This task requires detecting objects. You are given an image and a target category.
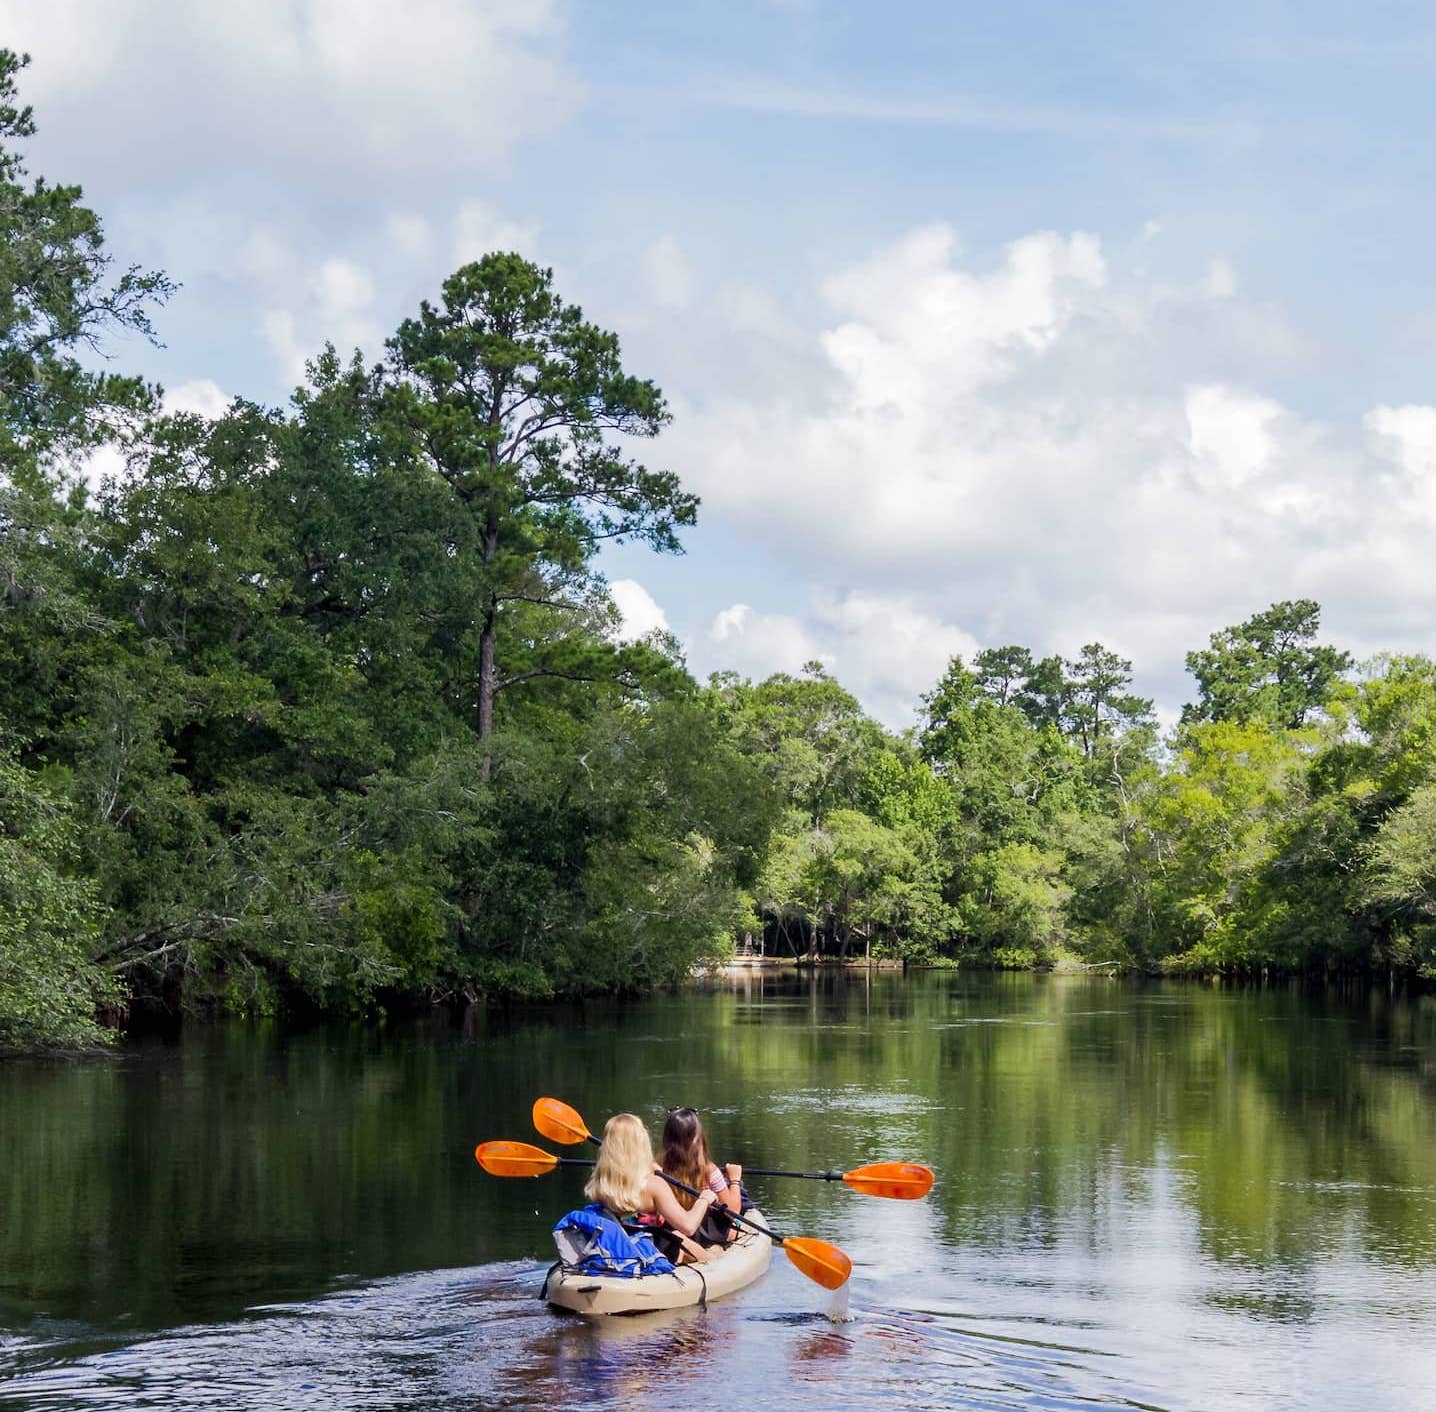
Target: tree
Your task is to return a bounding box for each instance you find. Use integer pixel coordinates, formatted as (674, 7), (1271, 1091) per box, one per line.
(800, 809), (918, 960)
(1250, 654), (1436, 973)
(926, 647), (1071, 750)
(973, 645), (1035, 707)
(1128, 720), (1307, 969)
(378, 255), (696, 769)
(0, 50), (175, 1043)
(921, 658), (1084, 844)
(960, 842), (1072, 964)
(1063, 643), (1153, 759)
(918, 656), (981, 772)
(1, 47), (172, 746)
(1015, 654), (1068, 731)
(1360, 783), (1436, 972)
(0, 743), (112, 1048)
(1183, 599), (1351, 730)
(0, 50), (172, 480)
(715, 663), (881, 825)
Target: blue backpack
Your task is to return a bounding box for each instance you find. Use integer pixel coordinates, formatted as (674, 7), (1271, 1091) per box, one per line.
(551, 1203), (677, 1277)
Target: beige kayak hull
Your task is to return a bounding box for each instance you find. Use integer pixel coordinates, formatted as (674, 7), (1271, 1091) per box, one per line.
(545, 1208), (774, 1315)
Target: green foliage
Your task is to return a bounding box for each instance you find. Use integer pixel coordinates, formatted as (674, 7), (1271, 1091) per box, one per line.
(377, 252), (696, 742)
(961, 842), (1073, 965)
(0, 50), (172, 480)
(1184, 599), (1352, 730)
(0, 743), (112, 1048)
(0, 58), (757, 1042)
(713, 663), (881, 825)
(1360, 783), (1436, 973)
(909, 631), (1436, 978)
(1063, 642), (1154, 761)
(1131, 721), (1308, 968)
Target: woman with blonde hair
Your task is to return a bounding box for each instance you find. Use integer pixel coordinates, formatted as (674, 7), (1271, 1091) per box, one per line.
(585, 1113), (722, 1264)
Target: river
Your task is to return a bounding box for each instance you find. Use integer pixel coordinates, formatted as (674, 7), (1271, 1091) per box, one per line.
(2, 971), (1434, 1409)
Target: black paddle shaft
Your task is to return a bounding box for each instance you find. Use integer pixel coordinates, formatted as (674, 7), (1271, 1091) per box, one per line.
(737, 1166), (845, 1181)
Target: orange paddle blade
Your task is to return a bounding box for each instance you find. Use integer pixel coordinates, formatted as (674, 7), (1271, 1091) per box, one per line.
(842, 1162), (935, 1200)
(782, 1237), (853, 1290)
(533, 1096), (592, 1147)
(475, 1140), (559, 1178)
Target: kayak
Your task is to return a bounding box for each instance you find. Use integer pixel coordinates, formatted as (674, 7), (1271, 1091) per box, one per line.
(544, 1207), (773, 1315)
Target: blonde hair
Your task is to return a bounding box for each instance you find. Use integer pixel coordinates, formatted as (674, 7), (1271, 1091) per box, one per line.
(584, 1113), (653, 1215)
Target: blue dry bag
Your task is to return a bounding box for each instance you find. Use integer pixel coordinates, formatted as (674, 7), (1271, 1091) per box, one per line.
(551, 1203), (677, 1277)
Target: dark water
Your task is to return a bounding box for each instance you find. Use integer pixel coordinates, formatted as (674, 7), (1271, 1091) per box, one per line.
(3, 971), (1436, 1410)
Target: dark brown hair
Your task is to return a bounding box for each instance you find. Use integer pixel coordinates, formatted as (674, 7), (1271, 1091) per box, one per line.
(660, 1106), (713, 1211)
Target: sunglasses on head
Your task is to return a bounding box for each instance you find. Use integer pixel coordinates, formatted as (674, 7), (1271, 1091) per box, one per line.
(667, 1105), (698, 1117)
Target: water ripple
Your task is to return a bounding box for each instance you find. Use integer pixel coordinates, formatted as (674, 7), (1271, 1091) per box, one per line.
(0, 1261), (1180, 1412)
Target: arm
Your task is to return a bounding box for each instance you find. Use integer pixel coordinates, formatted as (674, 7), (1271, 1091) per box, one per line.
(646, 1174), (715, 1237)
(712, 1163), (742, 1214)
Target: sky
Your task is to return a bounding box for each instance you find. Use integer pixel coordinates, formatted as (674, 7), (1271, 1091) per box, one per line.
(6, 0), (1436, 729)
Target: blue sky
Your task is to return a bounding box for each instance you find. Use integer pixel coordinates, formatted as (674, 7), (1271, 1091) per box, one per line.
(7, 1), (1436, 726)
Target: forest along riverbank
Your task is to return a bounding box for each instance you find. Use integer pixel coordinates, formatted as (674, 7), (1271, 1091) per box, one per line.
(3, 971), (1436, 1411)
(8, 47), (1436, 1055)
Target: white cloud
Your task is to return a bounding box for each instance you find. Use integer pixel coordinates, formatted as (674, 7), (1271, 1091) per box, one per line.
(452, 200), (540, 266)
(4, 1), (578, 185)
(1202, 257), (1237, 298)
(693, 592), (980, 729)
(1365, 403), (1436, 527)
(664, 225), (1122, 581)
(1366, 403), (1436, 480)
(704, 603), (827, 678)
(244, 235), (384, 385)
(386, 212), (434, 261)
(609, 579), (670, 642)
(648, 223), (1433, 713)
(310, 257), (377, 318)
(807, 592), (981, 727)
(819, 224), (1106, 406)
(682, 76), (1257, 144)
(1185, 383), (1281, 488)
(163, 380), (231, 419)
(641, 236), (695, 311)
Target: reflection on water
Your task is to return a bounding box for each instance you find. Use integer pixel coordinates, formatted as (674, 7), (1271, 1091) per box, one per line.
(2, 972), (1436, 1409)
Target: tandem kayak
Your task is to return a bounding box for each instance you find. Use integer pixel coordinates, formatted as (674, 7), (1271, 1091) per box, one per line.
(544, 1208), (774, 1315)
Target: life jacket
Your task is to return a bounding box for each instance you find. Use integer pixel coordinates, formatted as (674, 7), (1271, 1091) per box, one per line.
(551, 1203), (677, 1277)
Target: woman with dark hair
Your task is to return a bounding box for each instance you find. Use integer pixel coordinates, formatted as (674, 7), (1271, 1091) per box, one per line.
(659, 1106), (742, 1249)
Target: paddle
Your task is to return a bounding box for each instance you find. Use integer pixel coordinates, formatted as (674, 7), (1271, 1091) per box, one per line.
(475, 1140), (591, 1178)
(740, 1162), (934, 1200)
(522, 1099), (854, 1290)
(532, 1097), (935, 1200)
